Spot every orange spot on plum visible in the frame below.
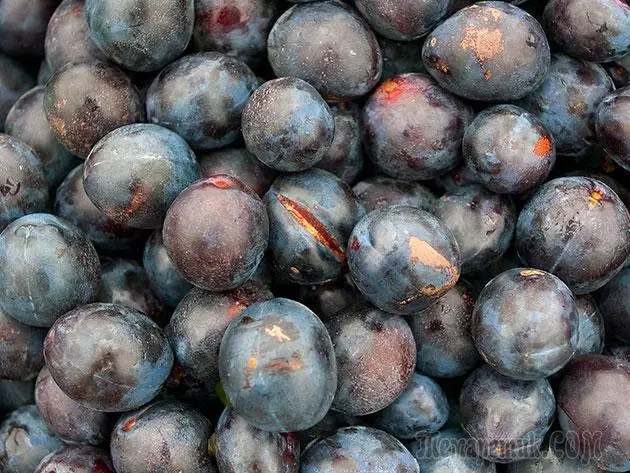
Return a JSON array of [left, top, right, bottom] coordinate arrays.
[[533, 136, 552, 157]]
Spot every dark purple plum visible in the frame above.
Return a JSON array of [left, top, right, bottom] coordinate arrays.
[[557, 355, 630, 472], [0, 405, 64, 473], [193, 0, 281, 68], [214, 406, 300, 473], [301, 427, 419, 473], [408, 428, 497, 473], [147, 53, 258, 151], [111, 401, 215, 473], [86, 0, 194, 72], [422, 2, 550, 101], [574, 295, 605, 355], [297, 280, 361, 321], [543, 0, 630, 63], [379, 38, 426, 79], [83, 123, 200, 229], [219, 298, 337, 432], [460, 365, 555, 463], [0, 310, 46, 380], [43, 61, 145, 158], [166, 283, 272, 386], [407, 281, 481, 378], [370, 372, 449, 440], [142, 230, 192, 308], [326, 302, 416, 416], [315, 102, 364, 185], [198, 148, 277, 197], [0, 213, 100, 328], [435, 186, 516, 273], [264, 169, 365, 285], [348, 206, 461, 315], [472, 268, 578, 379], [0, 380, 35, 414], [35, 366, 113, 445], [163, 175, 269, 292], [596, 86, 630, 171], [361, 74, 473, 180], [54, 165, 148, 254], [595, 267, 630, 344], [5, 86, 80, 189], [45, 0, 108, 72], [97, 259, 166, 326], [518, 54, 614, 156], [352, 176, 436, 213], [0, 134, 48, 231], [463, 105, 555, 194], [34, 446, 114, 473], [505, 436, 600, 473], [355, 0, 455, 41], [267, 1, 382, 99], [0, 54, 35, 132], [515, 177, 630, 294], [43, 303, 173, 412], [242, 77, 334, 172], [0, 0, 58, 57]]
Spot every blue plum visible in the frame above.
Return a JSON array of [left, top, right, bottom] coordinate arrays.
[[298, 410, 360, 449], [0, 310, 46, 380], [43, 303, 173, 412], [0, 53, 35, 132], [0, 213, 100, 328], [596, 86, 630, 171], [352, 176, 436, 213], [34, 446, 114, 473], [506, 437, 600, 473], [595, 267, 630, 344], [574, 295, 605, 355], [0, 0, 58, 57]]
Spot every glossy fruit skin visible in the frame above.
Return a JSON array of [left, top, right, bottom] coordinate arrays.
[[301, 426, 419, 473], [557, 355, 630, 472], [518, 54, 614, 156], [361, 74, 473, 180], [595, 267, 630, 344], [370, 372, 449, 439], [0, 134, 49, 231], [0, 310, 46, 380], [574, 295, 605, 355], [505, 438, 600, 473], [147, 53, 258, 151], [460, 365, 555, 463], [435, 186, 516, 274], [215, 406, 300, 473], [5, 86, 79, 189], [242, 77, 334, 172], [352, 176, 436, 214], [596, 87, 630, 171], [97, 259, 166, 326], [166, 283, 273, 386], [348, 206, 461, 315], [315, 102, 364, 185], [264, 169, 365, 285], [219, 298, 337, 432], [163, 175, 269, 291], [193, 0, 281, 68], [0, 54, 35, 132], [463, 105, 555, 194], [44, 0, 108, 72], [0, 213, 100, 328], [472, 268, 578, 379], [34, 445, 114, 473], [142, 230, 192, 308], [111, 401, 215, 473], [408, 281, 481, 378], [326, 302, 416, 416], [0, 405, 64, 473], [408, 428, 497, 473], [0, 380, 35, 414], [43, 62, 145, 158], [422, 2, 550, 101], [83, 123, 200, 229], [267, 1, 382, 99], [43, 303, 173, 412], [35, 366, 112, 446], [543, 0, 630, 63], [379, 38, 426, 80], [0, 0, 58, 57], [86, 0, 194, 72], [198, 148, 277, 197], [54, 165, 148, 254], [515, 177, 630, 294]]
